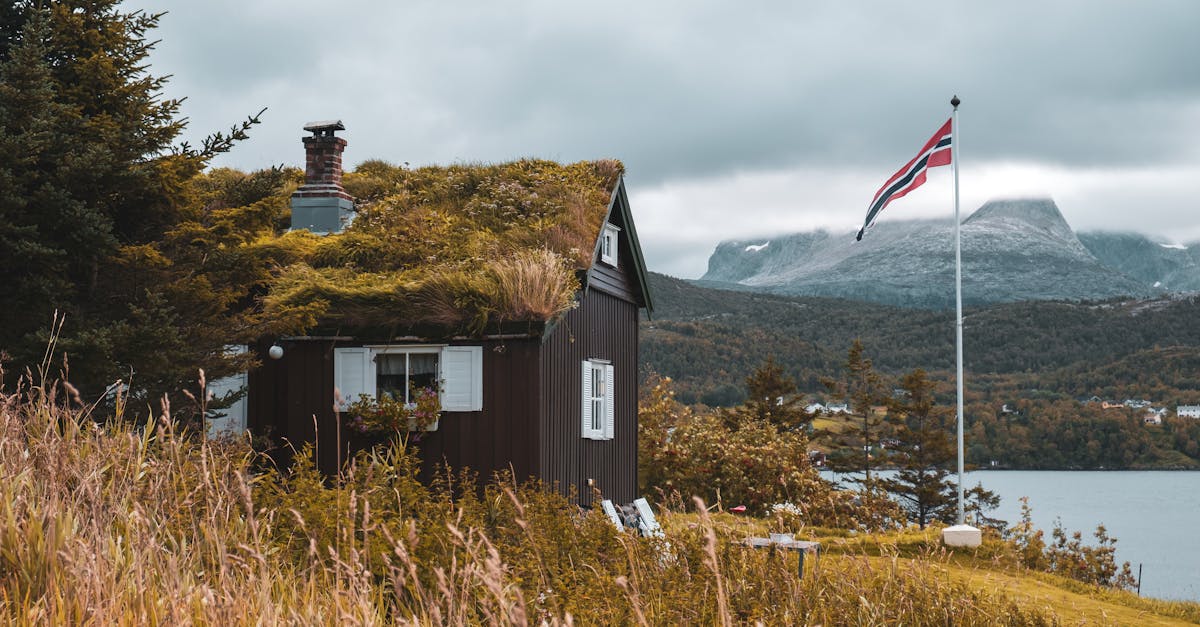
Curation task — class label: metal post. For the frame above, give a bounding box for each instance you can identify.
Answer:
[952,95,965,525]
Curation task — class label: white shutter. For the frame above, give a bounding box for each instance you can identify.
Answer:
[601,499,623,531]
[333,347,373,411]
[581,360,596,439]
[604,364,615,440]
[440,346,483,412]
[633,498,665,538]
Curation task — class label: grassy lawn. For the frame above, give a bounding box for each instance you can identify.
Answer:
[665,511,1200,625]
[930,562,1197,625]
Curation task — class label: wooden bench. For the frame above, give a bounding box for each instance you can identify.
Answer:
[740,535,821,578]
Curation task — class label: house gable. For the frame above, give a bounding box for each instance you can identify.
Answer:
[584,177,654,313]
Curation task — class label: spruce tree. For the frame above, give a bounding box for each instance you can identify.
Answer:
[742,355,812,431]
[821,339,889,481]
[0,2,284,419]
[0,12,77,346]
[877,369,957,528]
[880,368,1000,528]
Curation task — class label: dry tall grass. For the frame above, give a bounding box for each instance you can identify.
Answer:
[1,373,1063,625]
[489,249,578,321]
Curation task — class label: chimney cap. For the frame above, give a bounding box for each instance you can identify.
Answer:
[303,120,345,136]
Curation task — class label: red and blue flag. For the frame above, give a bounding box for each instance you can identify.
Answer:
[857,119,953,241]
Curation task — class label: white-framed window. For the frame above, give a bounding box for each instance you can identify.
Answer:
[582,359,615,440]
[374,346,440,404]
[600,223,620,267]
[334,345,483,412]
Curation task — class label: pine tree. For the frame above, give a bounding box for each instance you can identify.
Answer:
[822,339,889,481]
[877,369,957,528]
[742,355,811,431]
[0,2,284,419]
[879,369,1001,528]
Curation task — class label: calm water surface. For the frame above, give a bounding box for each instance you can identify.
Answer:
[968,471,1200,602]
[824,470,1200,600]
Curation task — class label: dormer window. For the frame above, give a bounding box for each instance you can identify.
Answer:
[601,223,620,267]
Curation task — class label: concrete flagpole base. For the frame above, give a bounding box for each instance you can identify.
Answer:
[942,524,982,547]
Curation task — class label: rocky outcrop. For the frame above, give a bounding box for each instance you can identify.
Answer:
[1078,231,1200,292]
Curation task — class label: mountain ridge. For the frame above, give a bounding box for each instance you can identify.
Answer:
[700,198,1189,308]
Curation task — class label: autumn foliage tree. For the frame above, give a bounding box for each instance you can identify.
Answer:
[638,374,901,529]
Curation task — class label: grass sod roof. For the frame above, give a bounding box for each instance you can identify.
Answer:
[260,158,628,337]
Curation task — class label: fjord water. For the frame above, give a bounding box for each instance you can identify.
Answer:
[970,471,1199,601]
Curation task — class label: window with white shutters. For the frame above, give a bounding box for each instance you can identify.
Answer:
[334,345,483,414]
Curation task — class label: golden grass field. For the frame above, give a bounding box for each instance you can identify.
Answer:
[3,377,1199,625]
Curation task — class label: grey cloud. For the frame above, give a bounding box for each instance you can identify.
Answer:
[124,0,1200,276]
[138,0,1200,181]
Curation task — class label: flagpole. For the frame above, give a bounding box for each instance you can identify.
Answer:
[951,94,965,525]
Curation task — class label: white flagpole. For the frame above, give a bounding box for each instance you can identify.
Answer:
[951,95,965,525]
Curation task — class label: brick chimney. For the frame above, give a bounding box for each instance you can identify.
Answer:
[290,120,355,234]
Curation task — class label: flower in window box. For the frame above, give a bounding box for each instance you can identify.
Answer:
[342,387,441,434]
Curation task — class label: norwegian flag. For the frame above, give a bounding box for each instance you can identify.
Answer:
[857,119,953,241]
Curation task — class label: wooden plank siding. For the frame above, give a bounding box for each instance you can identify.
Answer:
[588,262,636,303]
[539,289,639,506]
[249,338,547,483]
[415,339,542,487]
[246,339,339,473]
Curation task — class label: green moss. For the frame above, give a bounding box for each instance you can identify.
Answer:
[251,158,622,335]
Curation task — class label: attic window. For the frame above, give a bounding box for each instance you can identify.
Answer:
[601,223,620,267]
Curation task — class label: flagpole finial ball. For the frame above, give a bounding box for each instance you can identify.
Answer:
[951,95,961,108]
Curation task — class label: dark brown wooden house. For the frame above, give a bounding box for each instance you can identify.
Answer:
[212,122,652,505]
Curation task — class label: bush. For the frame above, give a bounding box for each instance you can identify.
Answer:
[639,376,902,529]
[1008,497,1137,589]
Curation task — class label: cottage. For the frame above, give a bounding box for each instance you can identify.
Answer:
[210,123,652,505]
[1177,405,1200,419]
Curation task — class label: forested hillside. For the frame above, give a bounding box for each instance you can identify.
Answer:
[642,272,1200,404]
[641,273,1200,468]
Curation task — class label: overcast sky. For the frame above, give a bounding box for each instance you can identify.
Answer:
[129,0,1200,278]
